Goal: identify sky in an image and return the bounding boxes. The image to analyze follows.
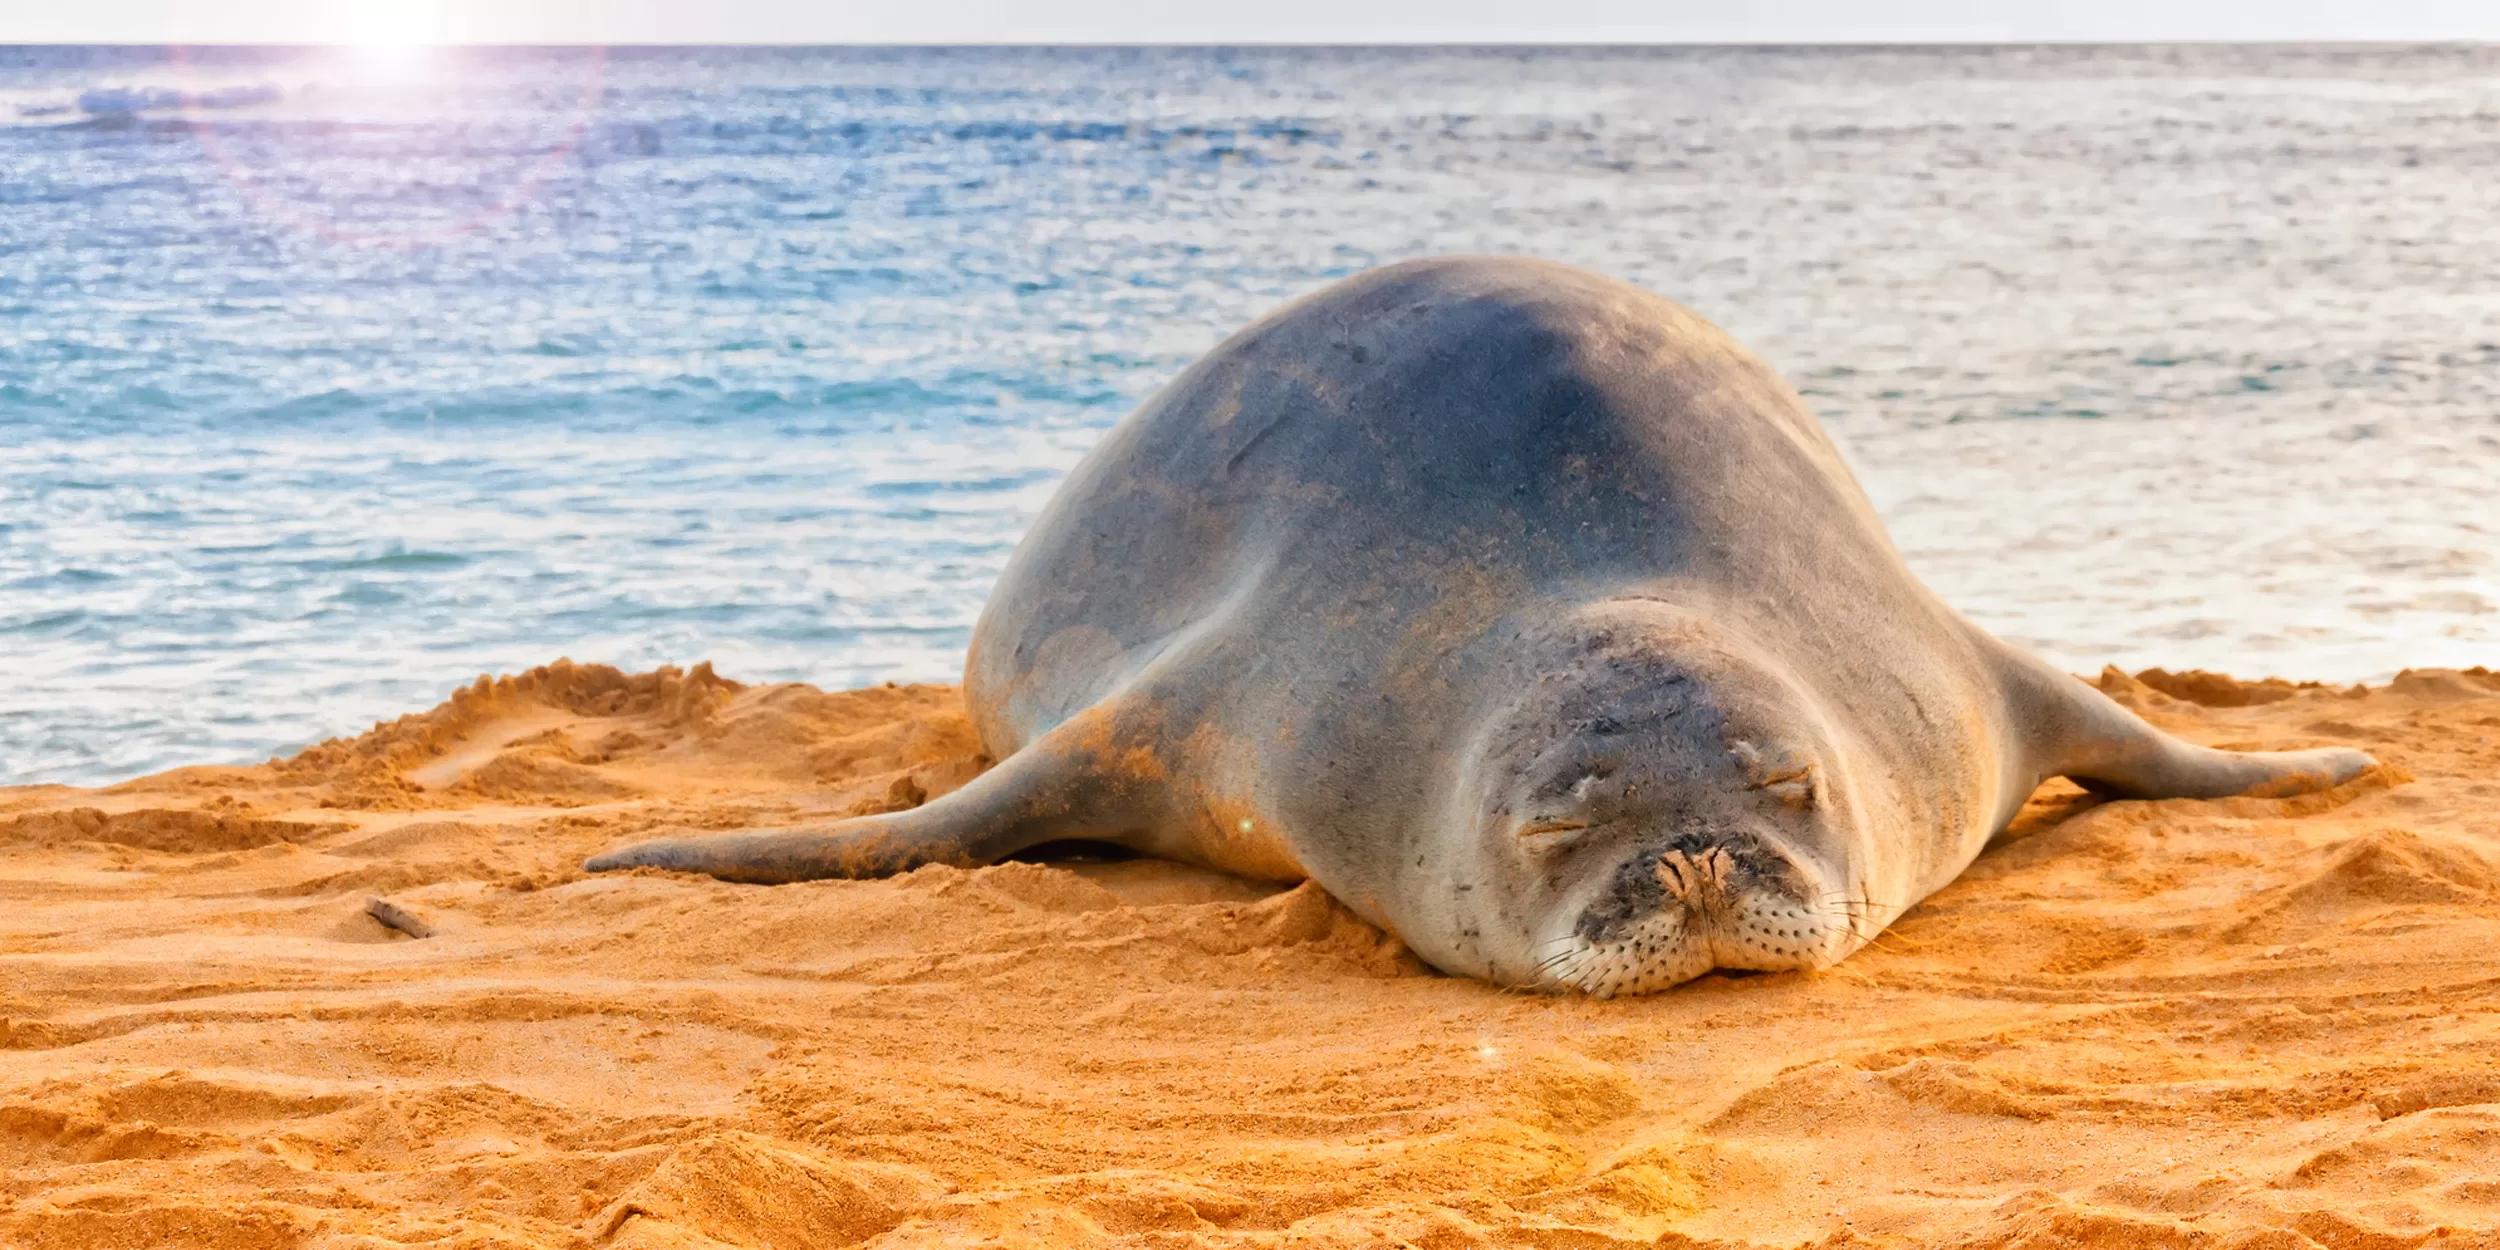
[7,0,2500,45]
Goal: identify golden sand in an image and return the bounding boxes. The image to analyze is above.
[4,660,2498,1248]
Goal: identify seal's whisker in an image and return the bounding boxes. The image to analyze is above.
[1806,887,1901,947]
[1536,947,1588,976]
[1815,891,1902,913]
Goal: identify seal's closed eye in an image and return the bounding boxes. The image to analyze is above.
[1730,739,1821,810]
[1514,816,1593,854]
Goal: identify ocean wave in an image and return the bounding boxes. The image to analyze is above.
[76,82,282,115]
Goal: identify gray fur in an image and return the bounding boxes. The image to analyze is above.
[587,257,2372,993]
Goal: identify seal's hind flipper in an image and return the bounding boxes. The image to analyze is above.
[2001,650,2376,802]
[583,708,1162,883]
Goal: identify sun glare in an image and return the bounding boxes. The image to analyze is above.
[341,0,451,78]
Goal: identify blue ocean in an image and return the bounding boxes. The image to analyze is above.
[4,44,2496,785]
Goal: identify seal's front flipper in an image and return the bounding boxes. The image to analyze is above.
[2003,651,2377,801]
[581,808,996,883]
[583,708,1161,883]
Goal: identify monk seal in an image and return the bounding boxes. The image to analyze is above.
[587,256,2373,995]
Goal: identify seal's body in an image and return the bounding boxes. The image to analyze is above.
[589,257,2371,994]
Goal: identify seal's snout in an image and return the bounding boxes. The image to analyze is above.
[1542,831,1851,996]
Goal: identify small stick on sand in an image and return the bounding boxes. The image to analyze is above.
[365,896,435,940]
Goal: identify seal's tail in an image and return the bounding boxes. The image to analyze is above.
[1999,648,2377,802]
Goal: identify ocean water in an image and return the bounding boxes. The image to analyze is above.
[4,45,2496,786]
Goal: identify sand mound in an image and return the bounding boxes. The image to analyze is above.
[4,662,2498,1248]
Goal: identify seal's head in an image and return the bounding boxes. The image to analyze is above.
[1446,600,1886,996]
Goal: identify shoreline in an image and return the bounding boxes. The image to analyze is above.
[4,659,2497,1246]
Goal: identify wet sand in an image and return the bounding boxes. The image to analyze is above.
[4,659,2497,1248]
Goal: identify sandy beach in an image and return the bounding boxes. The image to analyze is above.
[4,659,2498,1248]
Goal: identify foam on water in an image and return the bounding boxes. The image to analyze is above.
[4,45,2496,784]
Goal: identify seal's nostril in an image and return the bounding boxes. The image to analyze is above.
[1701,847,1735,888]
[1655,849,1696,897]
